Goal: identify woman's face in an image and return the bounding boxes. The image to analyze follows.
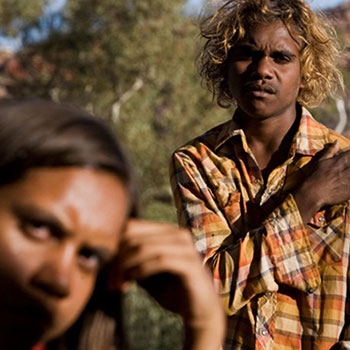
[0,167,129,348]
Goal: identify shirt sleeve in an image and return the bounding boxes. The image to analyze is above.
[170,150,321,316]
[331,253,350,349]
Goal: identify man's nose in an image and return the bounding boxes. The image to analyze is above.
[31,244,76,299]
[252,56,273,80]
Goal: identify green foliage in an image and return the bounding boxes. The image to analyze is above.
[122,285,183,350]
[4,0,229,222]
[342,67,350,92]
[2,1,349,223]
[1,1,348,348]
[0,1,229,347]
[0,0,46,37]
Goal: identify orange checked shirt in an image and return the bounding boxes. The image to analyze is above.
[170,107,350,350]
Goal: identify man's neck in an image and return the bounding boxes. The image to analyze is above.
[236,105,300,179]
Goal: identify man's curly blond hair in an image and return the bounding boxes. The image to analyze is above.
[197,0,344,108]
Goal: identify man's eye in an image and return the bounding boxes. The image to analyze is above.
[78,248,104,273]
[21,220,51,240]
[273,53,290,63]
[236,51,253,60]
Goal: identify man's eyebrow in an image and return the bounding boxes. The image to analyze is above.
[272,49,297,58]
[234,43,255,50]
[12,203,72,238]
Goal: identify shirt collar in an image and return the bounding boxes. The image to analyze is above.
[293,107,330,156]
[214,106,329,156]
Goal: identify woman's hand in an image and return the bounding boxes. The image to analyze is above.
[110,219,225,350]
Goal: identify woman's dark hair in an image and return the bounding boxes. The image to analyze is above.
[0,98,137,214]
[0,98,137,350]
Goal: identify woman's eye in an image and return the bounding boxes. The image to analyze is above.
[78,248,103,273]
[21,220,51,240]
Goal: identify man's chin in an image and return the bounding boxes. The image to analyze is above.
[239,108,276,120]
[238,102,293,121]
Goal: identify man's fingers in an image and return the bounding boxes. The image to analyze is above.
[318,140,339,160]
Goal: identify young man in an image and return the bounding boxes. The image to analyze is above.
[170,1,350,349]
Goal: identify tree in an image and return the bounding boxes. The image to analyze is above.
[0,1,348,348]
[1,1,349,222]
[1,0,229,221]
[0,3,230,347]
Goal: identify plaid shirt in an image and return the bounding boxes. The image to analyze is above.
[170,107,350,350]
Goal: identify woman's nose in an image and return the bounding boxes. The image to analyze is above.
[30,244,76,299]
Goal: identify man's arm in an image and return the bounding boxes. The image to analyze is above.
[293,141,350,224]
[330,253,350,350]
[170,145,350,315]
[170,151,321,315]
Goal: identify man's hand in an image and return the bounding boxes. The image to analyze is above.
[294,140,350,224]
[109,219,226,350]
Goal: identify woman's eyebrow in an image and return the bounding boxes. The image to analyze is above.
[13,204,119,256]
[12,203,72,238]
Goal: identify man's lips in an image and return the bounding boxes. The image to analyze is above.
[243,83,276,97]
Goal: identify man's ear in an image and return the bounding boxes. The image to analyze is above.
[299,72,306,89]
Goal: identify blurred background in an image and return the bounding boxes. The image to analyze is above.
[0,0,350,350]
[0,0,348,223]
[0,1,348,348]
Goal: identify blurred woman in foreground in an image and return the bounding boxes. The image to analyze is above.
[0,99,225,350]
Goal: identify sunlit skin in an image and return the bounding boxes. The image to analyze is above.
[0,167,129,349]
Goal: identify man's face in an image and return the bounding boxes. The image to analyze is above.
[0,167,129,348]
[227,21,303,120]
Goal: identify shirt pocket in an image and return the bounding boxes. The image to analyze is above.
[308,204,346,263]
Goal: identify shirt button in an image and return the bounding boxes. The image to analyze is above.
[265,292,272,297]
[261,329,268,336]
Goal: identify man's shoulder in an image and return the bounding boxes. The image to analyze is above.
[173,119,233,156]
[315,121,350,151]
[326,128,350,151]
[301,108,350,153]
